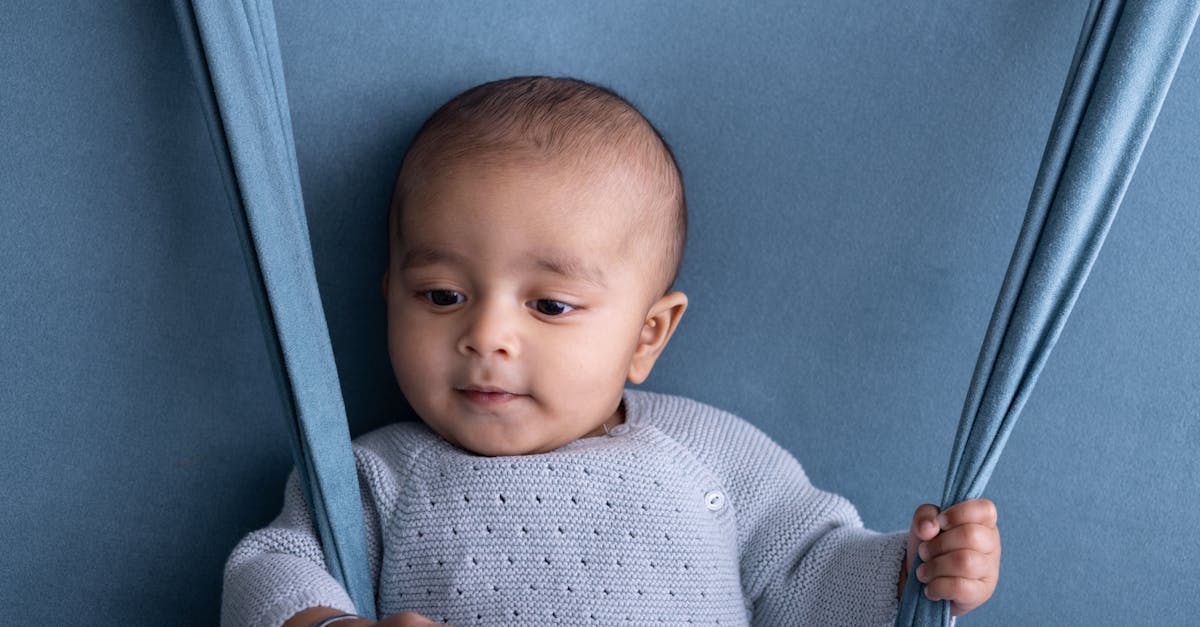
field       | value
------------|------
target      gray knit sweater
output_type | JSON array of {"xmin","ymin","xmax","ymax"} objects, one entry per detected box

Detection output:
[{"xmin": 222, "ymin": 390, "xmax": 908, "ymax": 626}]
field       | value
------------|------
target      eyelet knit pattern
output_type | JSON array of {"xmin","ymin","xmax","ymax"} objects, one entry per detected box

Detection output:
[{"xmin": 221, "ymin": 390, "xmax": 906, "ymax": 627}]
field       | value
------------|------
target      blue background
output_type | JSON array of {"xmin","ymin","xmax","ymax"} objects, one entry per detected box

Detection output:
[{"xmin": 2, "ymin": 2, "xmax": 1197, "ymax": 624}]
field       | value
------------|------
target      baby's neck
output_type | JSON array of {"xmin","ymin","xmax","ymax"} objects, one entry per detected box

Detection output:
[{"xmin": 582, "ymin": 400, "xmax": 626, "ymax": 439}]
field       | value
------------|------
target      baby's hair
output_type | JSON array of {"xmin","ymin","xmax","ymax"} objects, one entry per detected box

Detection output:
[{"xmin": 389, "ymin": 76, "xmax": 687, "ymax": 294}]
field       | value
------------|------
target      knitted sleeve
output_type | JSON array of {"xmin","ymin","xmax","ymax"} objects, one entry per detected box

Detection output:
[
  {"xmin": 739, "ymin": 453, "xmax": 908, "ymax": 627},
  {"xmin": 645, "ymin": 393, "xmax": 907, "ymax": 626},
  {"xmin": 219, "ymin": 444, "xmax": 393, "ymax": 627}
]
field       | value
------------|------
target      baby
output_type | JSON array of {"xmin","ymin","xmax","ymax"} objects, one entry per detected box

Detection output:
[{"xmin": 223, "ymin": 76, "xmax": 1000, "ymax": 627}]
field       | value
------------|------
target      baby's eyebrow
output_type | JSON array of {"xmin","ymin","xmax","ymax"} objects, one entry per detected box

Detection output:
[
  {"xmin": 400, "ymin": 246, "xmax": 467, "ymax": 271},
  {"xmin": 529, "ymin": 253, "xmax": 608, "ymax": 288},
  {"xmin": 400, "ymin": 245, "xmax": 607, "ymax": 288}
]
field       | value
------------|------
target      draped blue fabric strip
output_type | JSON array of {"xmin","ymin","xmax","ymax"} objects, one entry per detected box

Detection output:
[
  {"xmin": 895, "ymin": 1, "xmax": 1199, "ymax": 625},
  {"xmin": 171, "ymin": 0, "xmax": 377, "ymax": 618}
]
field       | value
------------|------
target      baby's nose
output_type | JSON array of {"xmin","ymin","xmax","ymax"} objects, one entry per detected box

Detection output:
[{"xmin": 456, "ymin": 300, "xmax": 519, "ymax": 358}]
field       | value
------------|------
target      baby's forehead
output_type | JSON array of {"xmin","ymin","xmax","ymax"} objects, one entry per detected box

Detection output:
[
  {"xmin": 391, "ymin": 77, "xmax": 685, "ymax": 292},
  {"xmin": 397, "ymin": 157, "xmax": 670, "ymax": 285},
  {"xmin": 414, "ymin": 150, "xmax": 660, "ymax": 236},
  {"xmin": 415, "ymin": 139, "xmax": 668, "ymax": 221}
]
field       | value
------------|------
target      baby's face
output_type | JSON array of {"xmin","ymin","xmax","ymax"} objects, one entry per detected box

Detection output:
[{"xmin": 384, "ymin": 157, "xmax": 684, "ymax": 456}]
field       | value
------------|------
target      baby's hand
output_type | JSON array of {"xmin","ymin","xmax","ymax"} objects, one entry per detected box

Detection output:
[
  {"xmin": 375, "ymin": 611, "xmax": 447, "ymax": 626},
  {"xmin": 903, "ymin": 499, "xmax": 1000, "ymax": 617}
]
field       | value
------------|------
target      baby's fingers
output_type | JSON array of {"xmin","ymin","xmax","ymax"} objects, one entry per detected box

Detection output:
[
  {"xmin": 910, "ymin": 504, "xmax": 941, "ymax": 540},
  {"xmin": 918, "ymin": 523, "xmax": 1000, "ymax": 561},
  {"xmin": 919, "ymin": 548, "xmax": 997, "ymax": 616},
  {"xmin": 922, "ymin": 575, "xmax": 994, "ymax": 617},
  {"xmin": 937, "ymin": 498, "xmax": 997, "ymax": 530},
  {"xmin": 380, "ymin": 612, "xmax": 447, "ymax": 627},
  {"xmin": 916, "ymin": 548, "xmax": 995, "ymax": 583}
]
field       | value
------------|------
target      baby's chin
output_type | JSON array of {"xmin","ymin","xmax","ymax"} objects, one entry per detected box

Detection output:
[
  {"xmin": 452, "ymin": 432, "xmax": 572, "ymax": 457},
  {"xmin": 423, "ymin": 419, "xmax": 586, "ymax": 458}
]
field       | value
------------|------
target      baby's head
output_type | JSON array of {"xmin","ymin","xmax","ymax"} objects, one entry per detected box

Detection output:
[{"xmin": 382, "ymin": 76, "xmax": 688, "ymax": 456}]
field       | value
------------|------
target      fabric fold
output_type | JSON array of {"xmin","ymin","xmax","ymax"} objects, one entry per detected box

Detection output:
[
  {"xmin": 896, "ymin": 1, "xmax": 1199, "ymax": 625},
  {"xmin": 171, "ymin": 0, "xmax": 377, "ymax": 618}
]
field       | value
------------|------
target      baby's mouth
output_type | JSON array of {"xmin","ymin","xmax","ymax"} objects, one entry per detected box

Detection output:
[{"xmin": 456, "ymin": 385, "xmax": 529, "ymax": 407}]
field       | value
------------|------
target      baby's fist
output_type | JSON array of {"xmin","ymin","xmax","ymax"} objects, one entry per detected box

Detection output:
[{"xmin": 903, "ymin": 499, "xmax": 1001, "ymax": 617}]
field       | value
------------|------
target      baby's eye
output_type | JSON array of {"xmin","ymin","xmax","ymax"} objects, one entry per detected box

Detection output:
[
  {"xmin": 423, "ymin": 290, "xmax": 464, "ymax": 307},
  {"xmin": 531, "ymin": 299, "xmax": 575, "ymax": 316}
]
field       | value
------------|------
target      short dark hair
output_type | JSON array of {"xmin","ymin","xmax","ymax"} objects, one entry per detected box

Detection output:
[{"xmin": 389, "ymin": 76, "xmax": 686, "ymax": 293}]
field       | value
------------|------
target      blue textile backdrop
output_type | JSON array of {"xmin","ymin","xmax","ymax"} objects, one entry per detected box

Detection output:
[{"xmin": 2, "ymin": 2, "xmax": 1197, "ymax": 625}]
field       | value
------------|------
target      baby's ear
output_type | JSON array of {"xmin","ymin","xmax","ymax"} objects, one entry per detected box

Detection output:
[{"xmin": 627, "ymin": 291, "xmax": 688, "ymax": 384}]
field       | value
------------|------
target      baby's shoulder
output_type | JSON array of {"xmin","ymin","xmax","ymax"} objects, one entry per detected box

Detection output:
[
  {"xmin": 348, "ymin": 420, "xmax": 439, "ymax": 479},
  {"xmin": 626, "ymin": 389, "xmax": 804, "ymax": 482},
  {"xmin": 627, "ymin": 389, "xmax": 784, "ymax": 448}
]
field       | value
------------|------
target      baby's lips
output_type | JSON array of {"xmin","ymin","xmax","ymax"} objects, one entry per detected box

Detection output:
[
  {"xmin": 456, "ymin": 380, "xmax": 532, "ymax": 396},
  {"xmin": 458, "ymin": 384, "xmax": 512, "ymax": 394},
  {"xmin": 458, "ymin": 388, "xmax": 529, "ymax": 407}
]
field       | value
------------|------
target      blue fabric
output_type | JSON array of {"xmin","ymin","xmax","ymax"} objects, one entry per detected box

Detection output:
[
  {"xmin": 171, "ymin": 1, "xmax": 376, "ymax": 618},
  {"xmin": 3, "ymin": 2, "xmax": 1199, "ymax": 624},
  {"xmin": 895, "ymin": 1, "xmax": 1200, "ymax": 625}
]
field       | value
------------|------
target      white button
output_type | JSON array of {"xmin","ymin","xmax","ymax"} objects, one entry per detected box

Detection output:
[
  {"xmin": 608, "ymin": 423, "xmax": 630, "ymax": 436},
  {"xmin": 704, "ymin": 490, "xmax": 725, "ymax": 511}
]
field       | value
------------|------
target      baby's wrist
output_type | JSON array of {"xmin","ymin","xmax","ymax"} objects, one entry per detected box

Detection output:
[
  {"xmin": 311, "ymin": 613, "xmax": 370, "ymax": 627},
  {"xmin": 283, "ymin": 607, "xmax": 373, "ymax": 627}
]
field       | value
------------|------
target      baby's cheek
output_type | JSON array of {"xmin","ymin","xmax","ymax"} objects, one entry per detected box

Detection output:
[
  {"xmin": 567, "ymin": 326, "xmax": 625, "ymax": 377},
  {"xmin": 595, "ymin": 327, "xmax": 640, "ymax": 395},
  {"xmin": 391, "ymin": 323, "xmax": 443, "ymax": 386}
]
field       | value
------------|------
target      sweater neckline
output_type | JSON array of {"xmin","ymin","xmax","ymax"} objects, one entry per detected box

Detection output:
[{"xmin": 542, "ymin": 387, "xmax": 648, "ymax": 454}]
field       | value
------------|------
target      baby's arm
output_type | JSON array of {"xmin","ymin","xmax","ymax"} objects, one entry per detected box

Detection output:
[
  {"xmin": 739, "ymin": 469, "xmax": 908, "ymax": 626},
  {"xmin": 661, "ymin": 408, "xmax": 905, "ymax": 625},
  {"xmin": 901, "ymin": 499, "xmax": 1001, "ymax": 617},
  {"xmin": 222, "ymin": 448, "xmax": 386, "ymax": 627},
  {"xmin": 647, "ymin": 399, "xmax": 909, "ymax": 625}
]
